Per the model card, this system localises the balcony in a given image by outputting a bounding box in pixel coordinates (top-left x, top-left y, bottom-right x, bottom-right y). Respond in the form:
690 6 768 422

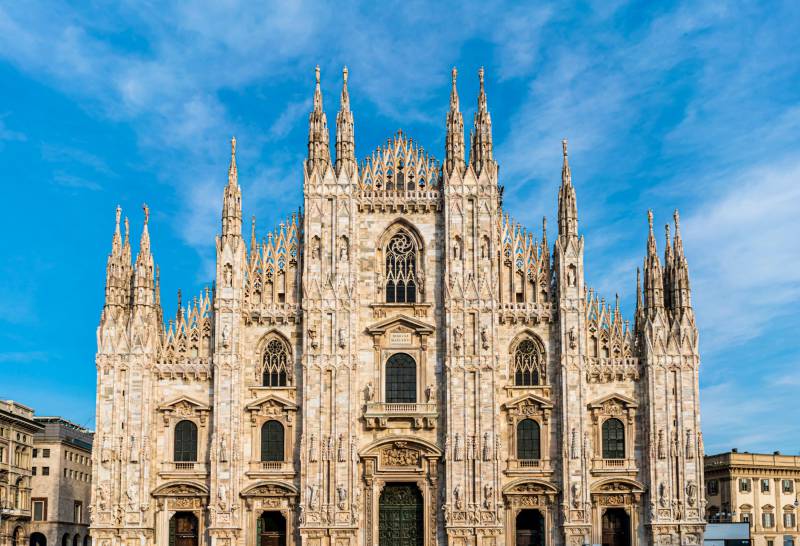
158 461 208 479
246 460 295 479
504 458 553 476
364 402 437 429
591 458 637 475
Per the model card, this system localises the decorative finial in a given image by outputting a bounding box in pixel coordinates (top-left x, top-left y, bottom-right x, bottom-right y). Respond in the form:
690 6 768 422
143 203 149 225
343 65 348 84
124 217 129 242
231 136 236 158
115 205 121 228
478 66 484 86
562 138 568 157
452 66 457 84
647 210 654 232
674 209 681 232
315 65 320 84
665 223 671 243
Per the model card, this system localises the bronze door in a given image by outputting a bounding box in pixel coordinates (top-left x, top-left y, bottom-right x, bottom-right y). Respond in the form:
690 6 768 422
515 509 544 546
258 511 286 546
379 484 423 546
170 512 198 546
601 508 630 546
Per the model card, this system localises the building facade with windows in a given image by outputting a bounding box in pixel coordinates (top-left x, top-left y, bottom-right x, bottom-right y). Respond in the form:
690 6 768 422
90 67 705 546
705 451 800 546
29 417 94 546
0 400 44 546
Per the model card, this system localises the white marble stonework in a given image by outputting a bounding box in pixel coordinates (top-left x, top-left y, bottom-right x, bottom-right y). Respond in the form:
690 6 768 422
90 67 705 546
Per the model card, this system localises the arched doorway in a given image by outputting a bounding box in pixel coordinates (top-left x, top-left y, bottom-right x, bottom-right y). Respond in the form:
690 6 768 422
257 511 286 546
379 483 423 546
12 527 23 546
170 511 199 546
30 533 47 546
515 509 544 546
601 508 630 546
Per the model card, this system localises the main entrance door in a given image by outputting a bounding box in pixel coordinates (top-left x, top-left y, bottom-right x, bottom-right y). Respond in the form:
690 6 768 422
170 511 199 546
258 511 286 546
601 508 631 546
515 509 544 546
379 483 423 546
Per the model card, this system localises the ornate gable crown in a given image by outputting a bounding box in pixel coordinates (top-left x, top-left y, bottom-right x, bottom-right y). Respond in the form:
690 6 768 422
358 130 441 191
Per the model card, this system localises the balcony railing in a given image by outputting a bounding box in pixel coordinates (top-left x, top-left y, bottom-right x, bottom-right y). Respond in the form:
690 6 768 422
160 461 208 474
364 402 438 429
519 459 541 468
591 457 636 474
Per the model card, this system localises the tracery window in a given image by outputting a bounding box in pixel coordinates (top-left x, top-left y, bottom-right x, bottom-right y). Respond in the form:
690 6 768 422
601 418 625 459
262 338 289 387
173 420 198 462
260 420 284 462
385 231 418 303
385 353 416 403
513 338 544 386
516 419 541 460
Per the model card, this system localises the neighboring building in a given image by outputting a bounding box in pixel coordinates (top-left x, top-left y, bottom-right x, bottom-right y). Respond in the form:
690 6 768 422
91 67 705 546
705 451 800 546
704 522 750 545
29 417 94 546
0 400 44 546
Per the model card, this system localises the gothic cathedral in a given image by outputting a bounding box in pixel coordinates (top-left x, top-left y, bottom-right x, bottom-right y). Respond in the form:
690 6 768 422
91 67 705 546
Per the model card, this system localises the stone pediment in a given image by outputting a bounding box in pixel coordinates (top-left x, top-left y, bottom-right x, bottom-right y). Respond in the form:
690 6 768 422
240 480 298 497
360 435 442 458
366 314 435 336
157 395 211 413
590 477 645 494
502 393 553 411
245 394 297 413
152 481 209 497
502 479 559 496
587 393 638 412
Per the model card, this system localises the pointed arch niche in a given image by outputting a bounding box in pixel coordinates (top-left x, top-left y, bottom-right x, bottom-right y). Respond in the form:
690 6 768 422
373 221 432 320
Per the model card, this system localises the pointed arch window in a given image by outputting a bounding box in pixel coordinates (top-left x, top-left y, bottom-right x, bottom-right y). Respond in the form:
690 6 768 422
260 420 284 462
262 338 289 387
513 338 545 386
385 231 418 303
173 420 198 462
602 418 625 459
516 419 541 460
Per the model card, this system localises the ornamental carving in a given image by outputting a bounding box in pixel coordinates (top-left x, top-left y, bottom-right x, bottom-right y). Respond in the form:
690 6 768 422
381 442 420 466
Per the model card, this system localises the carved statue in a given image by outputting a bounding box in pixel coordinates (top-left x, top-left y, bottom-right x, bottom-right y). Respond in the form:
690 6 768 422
483 484 493 509
219 432 228 462
221 324 230 348
311 238 320 260
454 434 463 461
337 328 346 349
365 382 374 402
480 326 489 349
686 481 697 507
337 434 345 462
425 384 434 403
308 484 319 509
217 483 228 511
97 483 109 511
453 484 463 509
336 485 347 510
658 429 666 459
686 429 694 459
570 428 578 459
659 482 667 507
483 432 491 461
583 431 591 459
571 481 581 509
308 326 318 349
568 327 577 349
453 325 463 351
223 263 232 287
125 484 136 510
129 435 138 463
339 238 348 261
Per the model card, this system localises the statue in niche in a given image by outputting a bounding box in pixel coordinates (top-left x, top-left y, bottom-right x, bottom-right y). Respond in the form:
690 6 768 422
223 263 232 287
217 483 228 511
481 239 489 260
218 433 228 463
311 237 320 260
567 265 577 287
337 328 346 349
336 485 347 510
365 382 374 402
453 484 463 509
659 482 667 507
686 481 697 507
453 325 463 351
337 434 345 463
454 434 463 461
125 484 137 510
571 482 581 508
483 484 493 509
482 432 491 461
425 384 434 403
339 237 348 261
570 428 578 459
221 324 230 348
308 484 319 510
308 326 318 350
480 327 489 349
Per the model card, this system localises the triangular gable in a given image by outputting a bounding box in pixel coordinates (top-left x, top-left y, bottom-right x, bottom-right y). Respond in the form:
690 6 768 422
366 314 435 335
502 392 554 411
587 393 638 410
245 394 298 413
158 395 210 413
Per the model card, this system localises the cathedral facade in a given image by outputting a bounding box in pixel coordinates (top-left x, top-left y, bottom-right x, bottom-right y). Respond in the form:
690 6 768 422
90 67 705 546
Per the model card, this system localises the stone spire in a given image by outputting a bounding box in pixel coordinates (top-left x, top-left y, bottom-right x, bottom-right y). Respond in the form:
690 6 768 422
670 209 693 311
663 223 673 310
103 205 131 310
557 139 579 240
445 67 465 176
307 65 331 173
469 67 494 175
222 137 242 240
133 204 155 307
642 210 664 313
335 66 356 177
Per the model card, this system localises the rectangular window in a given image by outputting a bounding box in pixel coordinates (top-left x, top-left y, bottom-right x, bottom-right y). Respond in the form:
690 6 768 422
42 448 50 458
42 466 49 476
767 540 774 546
74 500 82 523
32 448 38 458
762 479 771 492
31 466 37 476
784 512 796 528
740 478 751 492
32 498 47 521
707 480 719 495
63 468 67 478
742 513 751 523
0 446 4 463
763 512 775 528
784 480 794 493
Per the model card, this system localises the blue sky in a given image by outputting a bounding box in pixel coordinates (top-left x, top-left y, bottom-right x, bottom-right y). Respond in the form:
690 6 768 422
0 1 798 455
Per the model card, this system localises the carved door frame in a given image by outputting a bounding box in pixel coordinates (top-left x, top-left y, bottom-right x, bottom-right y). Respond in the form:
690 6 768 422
241 481 298 546
152 482 209 546
589 479 644 546
502 480 558 546
360 437 441 546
